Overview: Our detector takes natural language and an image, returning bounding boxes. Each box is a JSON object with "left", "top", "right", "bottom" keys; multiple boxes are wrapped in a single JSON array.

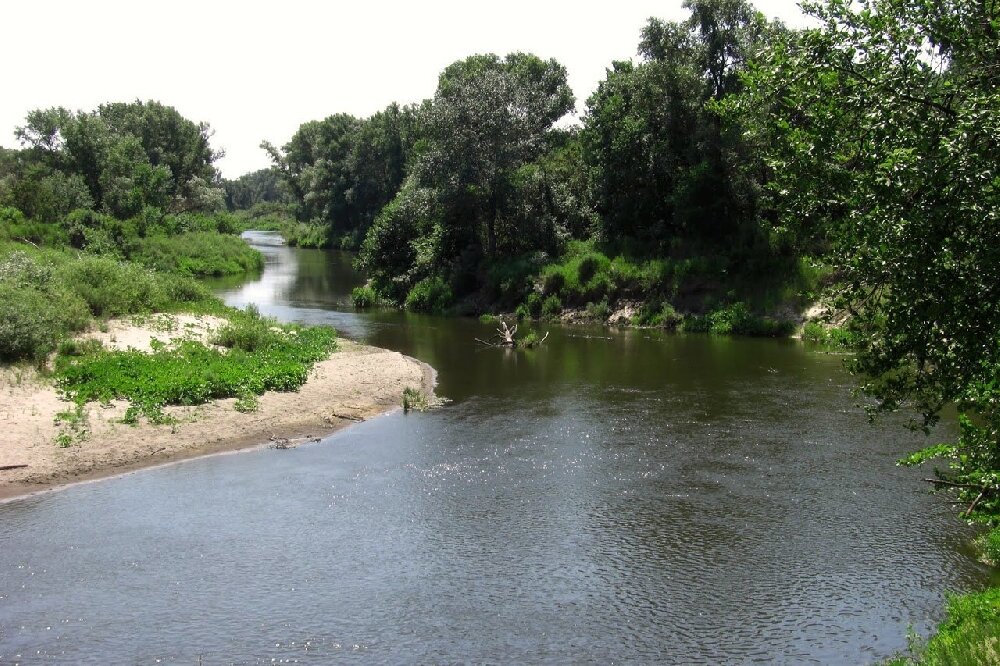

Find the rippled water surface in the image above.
[{"left": 0, "top": 231, "right": 994, "bottom": 664}]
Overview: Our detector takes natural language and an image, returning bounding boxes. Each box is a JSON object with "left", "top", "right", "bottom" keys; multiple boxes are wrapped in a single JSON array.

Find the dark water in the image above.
[{"left": 0, "top": 231, "right": 994, "bottom": 664}]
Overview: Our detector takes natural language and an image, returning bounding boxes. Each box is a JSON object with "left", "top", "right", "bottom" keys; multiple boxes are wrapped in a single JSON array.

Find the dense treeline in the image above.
[
  {"left": 269, "top": 0, "right": 801, "bottom": 329},
  {"left": 0, "top": 99, "right": 261, "bottom": 276}
]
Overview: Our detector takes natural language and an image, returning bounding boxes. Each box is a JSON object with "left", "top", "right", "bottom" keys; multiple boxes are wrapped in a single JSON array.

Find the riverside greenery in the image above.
[
  {"left": 54, "top": 307, "right": 337, "bottom": 424},
  {"left": 0, "top": 243, "right": 220, "bottom": 362}
]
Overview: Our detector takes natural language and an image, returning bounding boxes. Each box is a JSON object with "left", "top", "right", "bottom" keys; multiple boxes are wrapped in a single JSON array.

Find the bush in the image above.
[
  {"left": 132, "top": 232, "right": 263, "bottom": 277},
  {"left": 632, "top": 301, "right": 683, "bottom": 329},
  {"left": 582, "top": 274, "right": 612, "bottom": 302},
  {"left": 405, "top": 276, "right": 453, "bottom": 314},
  {"left": 57, "top": 255, "right": 167, "bottom": 317},
  {"left": 351, "top": 285, "right": 381, "bottom": 309},
  {"left": 541, "top": 294, "right": 562, "bottom": 319},
  {"left": 585, "top": 299, "right": 611, "bottom": 321},
  {"left": 802, "top": 321, "right": 826, "bottom": 343},
  {"left": 523, "top": 292, "right": 543, "bottom": 319},
  {"left": 485, "top": 253, "right": 545, "bottom": 306},
  {"left": 697, "top": 302, "right": 796, "bottom": 337},
  {"left": 542, "top": 269, "right": 566, "bottom": 296},
  {"left": 212, "top": 306, "right": 286, "bottom": 352},
  {"left": 0, "top": 284, "right": 89, "bottom": 361},
  {"left": 803, "top": 321, "right": 857, "bottom": 348}
]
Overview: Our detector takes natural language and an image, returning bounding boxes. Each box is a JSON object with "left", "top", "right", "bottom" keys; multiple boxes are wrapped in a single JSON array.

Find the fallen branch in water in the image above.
[
  {"left": 923, "top": 478, "right": 991, "bottom": 489},
  {"left": 476, "top": 319, "right": 548, "bottom": 348}
]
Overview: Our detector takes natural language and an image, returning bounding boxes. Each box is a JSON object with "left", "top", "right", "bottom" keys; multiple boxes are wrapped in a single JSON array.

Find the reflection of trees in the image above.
[{"left": 289, "top": 249, "right": 362, "bottom": 305}]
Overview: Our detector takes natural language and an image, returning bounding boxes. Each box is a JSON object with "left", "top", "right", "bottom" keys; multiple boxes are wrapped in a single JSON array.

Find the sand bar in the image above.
[{"left": 0, "top": 319, "right": 434, "bottom": 501}]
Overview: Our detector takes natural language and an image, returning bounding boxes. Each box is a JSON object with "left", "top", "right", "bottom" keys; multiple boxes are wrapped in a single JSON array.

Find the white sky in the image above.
[{"left": 1, "top": 0, "right": 810, "bottom": 178}]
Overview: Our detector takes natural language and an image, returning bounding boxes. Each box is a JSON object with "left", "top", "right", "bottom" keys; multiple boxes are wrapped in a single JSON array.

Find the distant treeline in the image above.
[{"left": 259, "top": 1, "right": 787, "bottom": 315}]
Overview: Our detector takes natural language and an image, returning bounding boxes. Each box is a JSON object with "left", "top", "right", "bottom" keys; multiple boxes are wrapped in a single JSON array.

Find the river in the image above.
[{"left": 0, "top": 231, "right": 994, "bottom": 664}]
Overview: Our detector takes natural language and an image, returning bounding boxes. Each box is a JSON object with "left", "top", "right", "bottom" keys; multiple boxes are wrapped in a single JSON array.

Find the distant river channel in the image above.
[{"left": 0, "top": 230, "right": 995, "bottom": 664}]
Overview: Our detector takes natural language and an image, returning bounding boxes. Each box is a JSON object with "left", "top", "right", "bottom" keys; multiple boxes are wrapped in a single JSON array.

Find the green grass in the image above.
[
  {"left": 803, "top": 321, "right": 857, "bottom": 349},
  {"left": 0, "top": 244, "right": 218, "bottom": 361},
  {"left": 883, "top": 587, "right": 1000, "bottom": 665},
  {"left": 55, "top": 307, "right": 337, "bottom": 424},
  {"left": 132, "top": 231, "right": 264, "bottom": 277},
  {"left": 351, "top": 285, "right": 382, "bottom": 309}
]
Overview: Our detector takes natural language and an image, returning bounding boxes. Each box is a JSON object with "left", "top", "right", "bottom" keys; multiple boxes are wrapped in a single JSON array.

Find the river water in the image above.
[{"left": 0, "top": 231, "right": 994, "bottom": 664}]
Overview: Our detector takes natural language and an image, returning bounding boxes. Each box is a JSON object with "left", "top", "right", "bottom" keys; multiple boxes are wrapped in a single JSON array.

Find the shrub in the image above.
[
  {"left": 542, "top": 269, "right": 566, "bottom": 296},
  {"left": 212, "top": 306, "right": 286, "bottom": 352},
  {"left": 582, "top": 274, "right": 612, "bottom": 302},
  {"left": 585, "top": 299, "right": 611, "bottom": 321},
  {"left": 351, "top": 285, "right": 381, "bottom": 309},
  {"left": 57, "top": 255, "right": 167, "bottom": 317},
  {"left": 541, "top": 294, "right": 562, "bottom": 319},
  {"left": 0, "top": 285, "right": 89, "bottom": 361},
  {"left": 802, "top": 321, "right": 826, "bottom": 343},
  {"left": 405, "top": 276, "right": 453, "bottom": 314},
  {"left": 701, "top": 302, "right": 796, "bottom": 337},
  {"left": 577, "top": 254, "right": 601, "bottom": 283},
  {"left": 632, "top": 301, "right": 683, "bottom": 329},
  {"left": 132, "top": 232, "right": 263, "bottom": 277},
  {"left": 524, "top": 292, "right": 544, "bottom": 319},
  {"left": 802, "top": 321, "right": 857, "bottom": 348}
]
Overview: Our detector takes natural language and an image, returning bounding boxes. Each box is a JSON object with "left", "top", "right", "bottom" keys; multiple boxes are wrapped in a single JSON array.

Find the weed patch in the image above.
[{"left": 56, "top": 310, "right": 337, "bottom": 424}]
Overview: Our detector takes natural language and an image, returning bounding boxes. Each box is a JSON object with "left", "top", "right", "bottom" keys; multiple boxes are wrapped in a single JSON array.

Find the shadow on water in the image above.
[{"left": 0, "top": 230, "right": 993, "bottom": 664}]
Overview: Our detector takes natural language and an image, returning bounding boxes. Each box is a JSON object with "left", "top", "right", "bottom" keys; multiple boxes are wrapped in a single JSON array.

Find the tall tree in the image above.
[
  {"left": 13, "top": 101, "right": 222, "bottom": 218},
  {"left": 583, "top": 0, "right": 775, "bottom": 249},
  {"left": 264, "top": 113, "right": 361, "bottom": 231},
  {"left": 416, "top": 53, "right": 575, "bottom": 259}
]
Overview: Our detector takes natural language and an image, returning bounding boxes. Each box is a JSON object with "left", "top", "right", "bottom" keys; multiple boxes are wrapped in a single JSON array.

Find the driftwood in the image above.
[
  {"left": 476, "top": 319, "right": 549, "bottom": 348},
  {"left": 0, "top": 464, "right": 28, "bottom": 472}
]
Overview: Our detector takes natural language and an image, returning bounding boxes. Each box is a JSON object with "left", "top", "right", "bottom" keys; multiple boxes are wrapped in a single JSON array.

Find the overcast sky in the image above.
[{"left": 2, "top": 0, "right": 810, "bottom": 178}]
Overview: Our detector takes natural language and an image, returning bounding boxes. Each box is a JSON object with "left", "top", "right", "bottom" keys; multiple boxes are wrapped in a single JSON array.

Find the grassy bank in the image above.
[
  {"left": 884, "top": 586, "right": 1000, "bottom": 665},
  {"left": 0, "top": 242, "right": 221, "bottom": 362},
  {"left": 354, "top": 238, "right": 832, "bottom": 338},
  {"left": 0, "top": 241, "right": 338, "bottom": 427}
]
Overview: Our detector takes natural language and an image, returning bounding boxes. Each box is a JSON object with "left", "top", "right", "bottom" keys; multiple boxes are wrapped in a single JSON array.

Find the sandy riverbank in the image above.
[{"left": 0, "top": 318, "right": 434, "bottom": 501}]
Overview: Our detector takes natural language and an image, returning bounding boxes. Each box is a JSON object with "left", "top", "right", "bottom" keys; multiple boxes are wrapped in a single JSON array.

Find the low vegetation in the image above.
[
  {"left": 55, "top": 306, "right": 336, "bottom": 424},
  {"left": 0, "top": 244, "right": 218, "bottom": 362},
  {"left": 883, "top": 587, "right": 1000, "bottom": 665}
]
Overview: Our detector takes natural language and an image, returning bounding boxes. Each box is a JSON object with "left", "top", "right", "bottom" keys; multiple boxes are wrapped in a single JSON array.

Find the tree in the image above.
[
  {"left": 14, "top": 101, "right": 222, "bottom": 218},
  {"left": 223, "top": 169, "right": 289, "bottom": 211},
  {"left": 263, "top": 113, "right": 361, "bottom": 233},
  {"left": 583, "top": 0, "right": 776, "bottom": 250},
  {"left": 742, "top": 0, "right": 1000, "bottom": 519},
  {"left": 416, "top": 52, "right": 575, "bottom": 260},
  {"left": 347, "top": 102, "right": 425, "bottom": 238}
]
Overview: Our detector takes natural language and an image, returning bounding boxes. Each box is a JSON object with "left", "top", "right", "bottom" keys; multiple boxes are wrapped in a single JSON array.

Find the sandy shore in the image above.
[{"left": 0, "top": 320, "right": 434, "bottom": 501}]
